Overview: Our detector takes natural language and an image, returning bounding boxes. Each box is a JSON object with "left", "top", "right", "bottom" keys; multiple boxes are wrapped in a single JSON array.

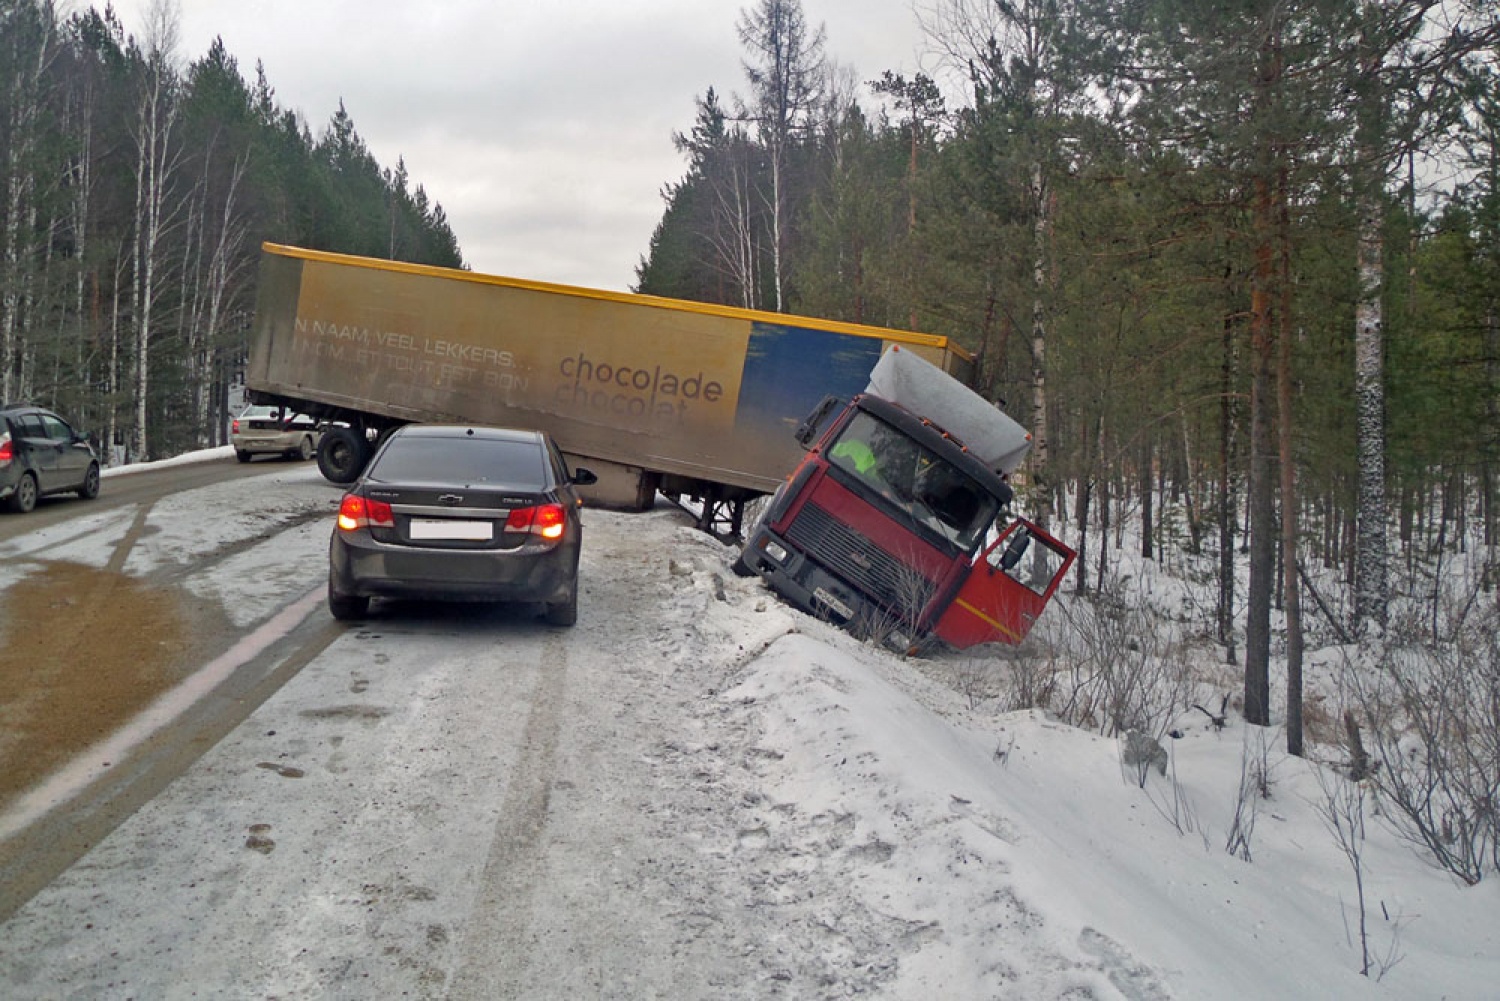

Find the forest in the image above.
[
  {"left": 0, "top": 0, "right": 462, "bottom": 463},
  {"left": 637, "top": 0, "right": 1500, "bottom": 775}
]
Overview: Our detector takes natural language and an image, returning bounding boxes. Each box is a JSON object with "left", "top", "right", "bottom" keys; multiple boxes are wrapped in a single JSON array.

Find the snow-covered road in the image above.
[{"left": 1, "top": 460, "right": 1496, "bottom": 999}]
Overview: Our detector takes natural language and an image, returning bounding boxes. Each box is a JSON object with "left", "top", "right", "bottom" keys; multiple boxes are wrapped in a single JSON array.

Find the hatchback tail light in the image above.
[
  {"left": 0, "top": 433, "right": 11, "bottom": 467},
  {"left": 337, "top": 493, "right": 394, "bottom": 531},
  {"left": 505, "top": 503, "right": 567, "bottom": 540},
  {"left": 231, "top": 419, "right": 240, "bottom": 434}
]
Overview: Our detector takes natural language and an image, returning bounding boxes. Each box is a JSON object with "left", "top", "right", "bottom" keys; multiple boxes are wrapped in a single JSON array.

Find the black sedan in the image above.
[{"left": 327, "top": 424, "right": 596, "bottom": 624}]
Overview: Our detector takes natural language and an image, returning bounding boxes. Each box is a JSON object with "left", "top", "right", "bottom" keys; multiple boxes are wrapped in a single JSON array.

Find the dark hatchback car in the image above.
[
  {"left": 327, "top": 424, "right": 596, "bottom": 624},
  {"left": 0, "top": 403, "right": 101, "bottom": 513}
]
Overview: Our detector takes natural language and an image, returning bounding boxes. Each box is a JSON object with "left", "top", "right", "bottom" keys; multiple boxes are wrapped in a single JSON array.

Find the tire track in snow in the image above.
[{"left": 449, "top": 626, "right": 569, "bottom": 995}]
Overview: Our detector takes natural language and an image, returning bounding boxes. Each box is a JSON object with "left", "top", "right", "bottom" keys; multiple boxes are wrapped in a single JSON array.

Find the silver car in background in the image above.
[{"left": 231, "top": 404, "right": 322, "bottom": 462}]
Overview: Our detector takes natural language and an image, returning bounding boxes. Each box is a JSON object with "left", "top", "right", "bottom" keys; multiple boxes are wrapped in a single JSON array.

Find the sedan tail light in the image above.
[
  {"left": 337, "top": 493, "right": 395, "bottom": 531},
  {"left": 0, "top": 433, "right": 11, "bottom": 467},
  {"left": 505, "top": 503, "right": 567, "bottom": 540}
]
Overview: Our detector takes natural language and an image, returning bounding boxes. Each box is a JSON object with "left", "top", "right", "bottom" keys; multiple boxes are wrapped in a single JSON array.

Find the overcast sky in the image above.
[{"left": 112, "top": 1, "right": 949, "bottom": 292}]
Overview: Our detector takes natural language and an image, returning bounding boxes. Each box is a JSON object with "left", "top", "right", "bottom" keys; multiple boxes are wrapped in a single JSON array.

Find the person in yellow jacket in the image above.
[{"left": 830, "top": 436, "right": 879, "bottom": 477}]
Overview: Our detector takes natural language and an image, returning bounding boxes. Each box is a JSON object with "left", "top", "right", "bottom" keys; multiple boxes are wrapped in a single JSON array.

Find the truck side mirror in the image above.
[
  {"left": 999, "top": 527, "right": 1031, "bottom": 571},
  {"left": 794, "top": 395, "right": 843, "bottom": 448}
]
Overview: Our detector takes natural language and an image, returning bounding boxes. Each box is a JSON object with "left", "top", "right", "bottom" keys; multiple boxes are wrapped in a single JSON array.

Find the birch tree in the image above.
[
  {"left": 922, "top": 0, "right": 1091, "bottom": 553},
  {"left": 128, "top": 0, "right": 185, "bottom": 461},
  {"left": 1346, "top": 0, "right": 1500, "bottom": 635},
  {"left": 736, "top": 0, "right": 825, "bottom": 313},
  {"left": 180, "top": 37, "right": 255, "bottom": 445},
  {"left": 1, "top": 0, "right": 59, "bottom": 402},
  {"left": 663, "top": 88, "right": 766, "bottom": 308}
]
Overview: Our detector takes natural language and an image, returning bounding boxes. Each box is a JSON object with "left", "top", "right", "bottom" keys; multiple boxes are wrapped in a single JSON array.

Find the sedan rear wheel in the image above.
[
  {"left": 328, "top": 579, "right": 369, "bottom": 621},
  {"left": 543, "top": 578, "right": 578, "bottom": 627},
  {"left": 295, "top": 436, "right": 314, "bottom": 461},
  {"left": 7, "top": 471, "right": 38, "bottom": 513}
]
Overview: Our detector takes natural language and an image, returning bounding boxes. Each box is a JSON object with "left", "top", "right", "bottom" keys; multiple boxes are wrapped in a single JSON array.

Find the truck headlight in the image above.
[{"left": 764, "top": 540, "right": 788, "bottom": 563}]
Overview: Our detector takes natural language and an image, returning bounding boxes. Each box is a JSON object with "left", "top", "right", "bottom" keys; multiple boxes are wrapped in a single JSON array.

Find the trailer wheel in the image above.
[{"left": 317, "top": 427, "right": 369, "bottom": 484}]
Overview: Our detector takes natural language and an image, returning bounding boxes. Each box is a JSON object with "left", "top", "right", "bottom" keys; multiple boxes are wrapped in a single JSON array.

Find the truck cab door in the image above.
[{"left": 932, "top": 518, "right": 1076, "bottom": 648}]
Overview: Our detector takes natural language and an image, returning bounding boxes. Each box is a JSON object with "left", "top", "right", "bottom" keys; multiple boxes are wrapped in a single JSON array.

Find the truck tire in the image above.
[{"left": 317, "top": 427, "right": 368, "bottom": 484}]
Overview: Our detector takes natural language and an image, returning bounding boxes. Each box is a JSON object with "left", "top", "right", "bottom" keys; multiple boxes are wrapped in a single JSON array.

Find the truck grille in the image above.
[{"left": 785, "top": 503, "right": 934, "bottom": 614}]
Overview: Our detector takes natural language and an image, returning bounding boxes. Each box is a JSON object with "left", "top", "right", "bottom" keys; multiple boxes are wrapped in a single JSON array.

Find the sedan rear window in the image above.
[{"left": 369, "top": 436, "right": 548, "bottom": 486}]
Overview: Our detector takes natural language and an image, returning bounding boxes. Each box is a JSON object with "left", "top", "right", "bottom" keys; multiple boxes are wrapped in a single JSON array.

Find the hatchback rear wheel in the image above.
[{"left": 7, "top": 471, "right": 38, "bottom": 513}]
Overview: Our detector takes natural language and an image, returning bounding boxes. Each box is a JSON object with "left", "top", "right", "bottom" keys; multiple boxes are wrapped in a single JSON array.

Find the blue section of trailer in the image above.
[{"left": 735, "top": 322, "right": 885, "bottom": 434}]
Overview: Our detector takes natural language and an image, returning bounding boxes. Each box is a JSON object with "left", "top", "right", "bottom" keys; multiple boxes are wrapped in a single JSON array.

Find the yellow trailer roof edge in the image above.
[{"left": 261, "top": 242, "right": 968, "bottom": 359}]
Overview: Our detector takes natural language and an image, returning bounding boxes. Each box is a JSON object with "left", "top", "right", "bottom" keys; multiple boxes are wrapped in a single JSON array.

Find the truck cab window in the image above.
[
  {"left": 828, "top": 412, "right": 997, "bottom": 549},
  {"left": 988, "top": 525, "right": 1070, "bottom": 595}
]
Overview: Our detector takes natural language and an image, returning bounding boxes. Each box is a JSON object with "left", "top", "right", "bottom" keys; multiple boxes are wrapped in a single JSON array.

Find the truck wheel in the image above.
[{"left": 317, "top": 427, "right": 368, "bottom": 484}]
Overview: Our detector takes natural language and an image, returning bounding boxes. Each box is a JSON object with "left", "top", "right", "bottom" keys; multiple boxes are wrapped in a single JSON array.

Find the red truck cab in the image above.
[{"left": 736, "top": 392, "right": 1074, "bottom": 651}]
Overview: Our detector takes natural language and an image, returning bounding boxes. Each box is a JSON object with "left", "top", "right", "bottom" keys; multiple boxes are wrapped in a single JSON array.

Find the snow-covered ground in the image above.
[{"left": 0, "top": 456, "right": 1496, "bottom": 998}]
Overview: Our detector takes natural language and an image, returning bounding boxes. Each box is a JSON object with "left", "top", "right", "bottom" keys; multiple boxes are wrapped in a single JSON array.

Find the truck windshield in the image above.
[{"left": 827, "top": 411, "right": 999, "bottom": 550}]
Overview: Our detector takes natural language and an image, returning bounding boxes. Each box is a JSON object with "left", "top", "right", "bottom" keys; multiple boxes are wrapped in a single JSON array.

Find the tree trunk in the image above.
[
  {"left": 1218, "top": 302, "right": 1240, "bottom": 666},
  {"left": 1277, "top": 167, "right": 1304, "bottom": 757},
  {"left": 1073, "top": 416, "right": 1091, "bottom": 596},
  {"left": 1140, "top": 438, "right": 1154, "bottom": 560},
  {"left": 1486, "top": 300, "right": 1499, "bottom": 552},
  {"left": 1352, "top": 7, "right": 1389, "bottom": 636},
  {"left": 2, "top": 9, "right": 55, "bottom": 402},
  {"left": 1244, "top": 169, "right": 1277, "bottom": 729},
  {"left": 1029, "top": 158, "right": 1052, "bottom": 556},
  {"left": 1096, "top": 451, "right": 1111, "bottom": 595}
]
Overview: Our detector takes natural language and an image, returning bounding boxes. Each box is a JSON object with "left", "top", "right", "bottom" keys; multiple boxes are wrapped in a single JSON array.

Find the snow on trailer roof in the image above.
[{"left": 866, "top": 346, "right": 1033, "bottom": 475}]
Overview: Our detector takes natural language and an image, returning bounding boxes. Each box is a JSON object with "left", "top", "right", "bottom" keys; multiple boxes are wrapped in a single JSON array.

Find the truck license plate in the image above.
[
  {"left": 410, "top": 518, "right": 492, "bottom": 541},
  {"left": 813, "top": 587, "right": 854, "bottom": 619}
]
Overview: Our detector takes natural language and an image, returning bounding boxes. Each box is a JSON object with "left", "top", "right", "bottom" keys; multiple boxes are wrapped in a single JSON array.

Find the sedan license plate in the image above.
[{"left": 410, "top": 518, "right": 493, "bottom": 541}]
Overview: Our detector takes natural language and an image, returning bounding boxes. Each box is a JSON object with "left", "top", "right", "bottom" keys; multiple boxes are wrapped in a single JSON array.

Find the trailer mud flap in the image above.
[{"left": 933, "top": 519, "right": 1075, "bottom": 649}]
